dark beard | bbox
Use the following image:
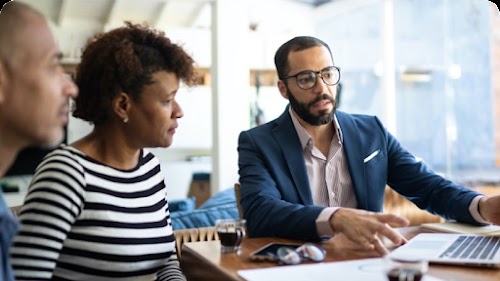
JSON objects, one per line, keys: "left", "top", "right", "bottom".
{"left": 287, "top": 89, "right": 335, "bottom": 126}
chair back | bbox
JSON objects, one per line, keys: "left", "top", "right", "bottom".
{"left": 10, "top": 205, "right": 22, "bottom": 217}
{"left": 173, "top": 226, "right": 219, "bottom": 257}
{"left": 383, "top": 186, "right": 443, "bottom": 226}
{"left": 234, "top": 183, "right": 244, "bottom": 219}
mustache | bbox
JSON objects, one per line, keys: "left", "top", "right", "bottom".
{"left": 307, "top": 93, "right": 335, "bottom": 108}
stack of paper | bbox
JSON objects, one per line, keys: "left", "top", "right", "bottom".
{"left": 421, "top": 221, "right": 500, "bottom": 236}
{"left": 237, "top": 258, "right": 443, "bottom": 281}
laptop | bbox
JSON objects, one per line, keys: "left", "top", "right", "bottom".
{"left": 388, "top": 233, "right": 500, "bottom": 268}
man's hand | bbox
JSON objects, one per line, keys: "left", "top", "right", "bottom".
{"left": 329, "top": 208, "right": 409, "bottom": 256}
{"left": 478, "top": 195, "right": 500, "bottom": 225}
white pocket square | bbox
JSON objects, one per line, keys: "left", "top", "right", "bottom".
{"left": 363, "top": 149, "right": 380, "bottom": 163}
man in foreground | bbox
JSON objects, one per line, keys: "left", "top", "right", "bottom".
{"left": 0, "top": 2, "right": 78, "bottom": 279}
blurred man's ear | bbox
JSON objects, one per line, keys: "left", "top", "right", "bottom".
{"left": 0, "top": 60, "right": 5, "bottom": 103}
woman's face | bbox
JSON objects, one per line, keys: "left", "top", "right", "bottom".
{"left": 127, "top": 71, "right": 183, "bottom": 148}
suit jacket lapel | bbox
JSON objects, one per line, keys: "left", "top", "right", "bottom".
{"left": 336, "top": 111, "right": 368, "bottom": 209}
{"left": 272, "top": 109, "right": 314, "bottom": 205}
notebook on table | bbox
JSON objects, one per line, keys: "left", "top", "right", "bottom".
{"left": 388, "top": 233, "right": 500, "bottom": 268}
{"left": 421, "top": 222, "right": 500, "bottom": 236}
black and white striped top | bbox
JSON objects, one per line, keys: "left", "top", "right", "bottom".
{"left": 11, "top": 145, "right": 185, "bottom": 281}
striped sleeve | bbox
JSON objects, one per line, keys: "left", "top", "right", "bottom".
{"left": 11, "top": 149, "right": 86, "bottom": 281}
{"left": 156, "top": 255, "right": 185, "bottom": 281}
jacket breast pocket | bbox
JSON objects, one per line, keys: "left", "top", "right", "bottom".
{"left": 363, "top": 148, "right": 388, "bottom": 189}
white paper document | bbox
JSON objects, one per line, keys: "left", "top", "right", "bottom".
{"left": 237, "top": 258, "right": 443, "bottom": 281}
{"left": 421, "top": 221, "right": 500, "bottom": 236}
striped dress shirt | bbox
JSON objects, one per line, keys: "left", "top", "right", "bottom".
{"left": 289, "top": 109, "right": 357, "bottom": 236}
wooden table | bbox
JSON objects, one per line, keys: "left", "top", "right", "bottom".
{"left": 180, "top": 227, "right": 500, "bottom": 281}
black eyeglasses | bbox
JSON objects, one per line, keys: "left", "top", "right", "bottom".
{"left": 276, "top": 243, "right": 326, "bottom": 265}
{"left": 281, "top": 66, "right": 341, "bottom": 90}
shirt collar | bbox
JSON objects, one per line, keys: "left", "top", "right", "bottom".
{"left": 288, "top": 106, "right": 343, "bottom": 150}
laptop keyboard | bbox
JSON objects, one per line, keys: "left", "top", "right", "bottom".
{"left": 440, "top": 235, "right": 500, "bottom": 260}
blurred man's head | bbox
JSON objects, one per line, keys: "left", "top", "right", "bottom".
{"left": 0, "top": 1, "right": 78, "bottom": 153}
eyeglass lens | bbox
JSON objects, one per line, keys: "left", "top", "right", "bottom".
{"left": 276, "top": 243, "right": 326, "bottom": 265}
{"left": 296, "top": 66, "right": 340, "bottom": 90}
{"left": 276, "top": 247, "right": 302, "bottom": 265}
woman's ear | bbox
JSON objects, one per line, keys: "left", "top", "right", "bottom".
{"left": 113, "top": 92, "right": 131, "bottom": 122}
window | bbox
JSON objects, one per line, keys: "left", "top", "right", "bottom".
{"left": 316, "top": 0, "right": 500, "bottom": 186}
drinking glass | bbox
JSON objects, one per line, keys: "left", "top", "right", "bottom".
{"left": 384, "top": 255, "right": 428, "bottom": 281}
{"left": 216, "top": 219, "right": 246, "bottom": 253}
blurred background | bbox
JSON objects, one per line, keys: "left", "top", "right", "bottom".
{"left": 4, "top": 0, "right": 500, "bottom": 204}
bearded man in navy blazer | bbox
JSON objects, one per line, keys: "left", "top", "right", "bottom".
{"left": 237, "top": 36, "right": 500, "bottom": 255}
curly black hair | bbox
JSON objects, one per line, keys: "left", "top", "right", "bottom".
{"left": 73, "top": 22, "right": 197, "bottom": 125}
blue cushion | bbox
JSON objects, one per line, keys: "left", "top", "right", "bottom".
{"left": 199, "top": 188, "right": 235, "bottom": 209}
{"left": 170, "top": 188, "right": 239, "bottom": 230}
{"left": 168, "top": 197, "right": 196, "bottom": 213}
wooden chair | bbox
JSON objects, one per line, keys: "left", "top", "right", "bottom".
{"left": 383, "top": 186, "right": 444, "bottom": 226}
{"left": 173, "top": 226, "right": 219, "bottom": 257}
{"left": 234, "top": 183, "right": 448, "bottom": 225}
{"left": 470, "top": 186, "right": 500, "bottom": 197}
{"left": 383, "top": 185, "right": 500, "bottom": 226}
{"left": 234, "top": 182, "right": 244, "bottom": 219}
{"left": 10, "top": 205, "right": 22, "bottom": 217}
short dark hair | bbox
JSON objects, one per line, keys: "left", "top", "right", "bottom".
{"left": 274, "top": 36, "right": 333, "bottom": 79}
{"left": 73, "top": 22, "right": 196, "bottom": 125}
{"left": 0, "top": 1, "right": 45, "bottom": 70}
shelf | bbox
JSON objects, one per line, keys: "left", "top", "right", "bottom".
{"left": 251, "top": 69, "right": 278, "bottom": 87}
{"left": 62, "top": 63, "right": 277, "bottom": 87}
{"left": 193, "top": 67, "right": 277, "bottom": 87}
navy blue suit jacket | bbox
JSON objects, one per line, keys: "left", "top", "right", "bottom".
{"left": 237, "top": 108, "right": 481, "bottom": 241}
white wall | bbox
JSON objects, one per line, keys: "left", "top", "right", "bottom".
{"left": 61, "top": 0, "right": 318, "bottom": 199}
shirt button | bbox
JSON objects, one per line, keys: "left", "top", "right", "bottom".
{"left": 330, "top": 192, "right": 336, "bottom": 198}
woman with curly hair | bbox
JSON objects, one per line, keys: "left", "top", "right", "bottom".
{"left": 11, "top": 22, "right": 196, "bottom": 281}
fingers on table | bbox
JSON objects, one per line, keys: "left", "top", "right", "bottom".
{"left": 361, "top": 234, "right": 388, "bottom": 255}
{"left": 374, "top": 215, "right": 407, "bottom": 246}
{"left": 378, "top": 213, "right": 410, "bottom": 227}
{"left": 361, "top": 216, "right": 406, "bottom": 254}
{"left": 371, "top": 237, "right": 389, "bottom": 256}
